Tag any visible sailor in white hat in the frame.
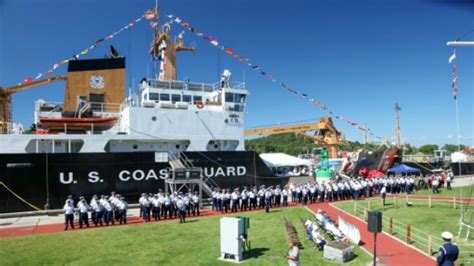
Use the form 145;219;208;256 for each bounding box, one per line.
437;231;459;266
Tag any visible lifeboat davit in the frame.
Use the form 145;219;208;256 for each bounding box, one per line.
39;116;118;131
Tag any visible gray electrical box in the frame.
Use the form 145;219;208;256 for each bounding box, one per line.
220;217;250;262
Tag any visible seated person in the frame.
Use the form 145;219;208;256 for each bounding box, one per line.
311;228;327;250
316;210;329;227
325;221;343;241
304;219;313;240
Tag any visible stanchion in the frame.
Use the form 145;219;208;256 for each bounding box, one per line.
428;234;432;255
354;201;357;213
368;200;371;211
406;224;411;244
453;197;456;210
389;217;393;235
429;196;432;208
364;208;368;221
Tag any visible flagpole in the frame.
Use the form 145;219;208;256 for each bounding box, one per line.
396;106;401;148
446;41;468;204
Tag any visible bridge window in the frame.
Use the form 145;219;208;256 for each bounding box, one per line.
193;95;202;103
229;104;244;112
225;92;234;103
160;94;170;102
171;94;181;103
149;93;159;101
235;94;246;103
182;95;192;103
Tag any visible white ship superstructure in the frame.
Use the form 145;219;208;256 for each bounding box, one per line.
0;78;248;154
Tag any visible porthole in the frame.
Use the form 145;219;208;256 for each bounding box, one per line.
133;144;138;149
152;116;157;121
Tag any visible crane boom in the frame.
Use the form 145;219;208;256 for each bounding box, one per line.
245;117;344;158
0;75;67;94
0;75;67;134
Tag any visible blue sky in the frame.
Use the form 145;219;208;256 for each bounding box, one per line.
1;0;473;147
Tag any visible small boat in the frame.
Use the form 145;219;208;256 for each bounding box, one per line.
39;116;118;131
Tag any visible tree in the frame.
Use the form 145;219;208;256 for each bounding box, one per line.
418;144;439;155
403;143;418;154
442;144;467;153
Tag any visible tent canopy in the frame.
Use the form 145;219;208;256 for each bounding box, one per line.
260;153;313;168
387;164;421;174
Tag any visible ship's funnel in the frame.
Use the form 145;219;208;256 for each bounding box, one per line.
64;58;125;113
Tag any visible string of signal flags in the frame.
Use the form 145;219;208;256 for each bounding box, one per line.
164;13;382;140
18;8;383;140
20;13;148;85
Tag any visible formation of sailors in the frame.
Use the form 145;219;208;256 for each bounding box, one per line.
211;185;289;214
63;192;129;230
288;175;416;204
138;190;200;223
63;175;419;230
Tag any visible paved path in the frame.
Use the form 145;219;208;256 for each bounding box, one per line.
306;203;435;266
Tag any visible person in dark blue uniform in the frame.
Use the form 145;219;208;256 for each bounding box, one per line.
437;231;459;266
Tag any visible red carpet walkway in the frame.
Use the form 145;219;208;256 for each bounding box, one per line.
306;203;435;266
0;208;223;238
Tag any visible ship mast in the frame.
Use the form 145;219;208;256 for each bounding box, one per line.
149;2;195;81
395;106;401;148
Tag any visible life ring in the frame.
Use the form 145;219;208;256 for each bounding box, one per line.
301;167;309;176
351;152;359;162
196;101;204;109
292;167;301;176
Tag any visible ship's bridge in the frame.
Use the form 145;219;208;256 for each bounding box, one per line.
136;79;248;112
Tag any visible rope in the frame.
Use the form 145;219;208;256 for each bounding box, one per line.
0;181;43;211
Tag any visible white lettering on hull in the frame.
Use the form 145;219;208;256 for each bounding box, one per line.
59;166;248;184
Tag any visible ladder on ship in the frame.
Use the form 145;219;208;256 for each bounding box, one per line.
165;152;218;199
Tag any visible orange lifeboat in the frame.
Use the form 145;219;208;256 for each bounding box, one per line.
39;116;118;132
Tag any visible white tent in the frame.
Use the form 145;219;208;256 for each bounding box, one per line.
451;151;468;163
260;153;314;168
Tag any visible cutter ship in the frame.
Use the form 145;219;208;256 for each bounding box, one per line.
0;7;282;213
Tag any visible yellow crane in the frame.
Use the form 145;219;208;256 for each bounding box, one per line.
244;117;344;158
0;75;67;133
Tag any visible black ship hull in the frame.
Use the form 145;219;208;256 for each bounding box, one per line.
0;151;287;213
403;161;474;176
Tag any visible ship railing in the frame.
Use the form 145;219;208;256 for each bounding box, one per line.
212;81;246;91
37;101;121;118
402;155;442;164
147;79;214;92
0;122;24;135
146;79;246;92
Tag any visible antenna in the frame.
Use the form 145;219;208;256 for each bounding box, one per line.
217;48;221;81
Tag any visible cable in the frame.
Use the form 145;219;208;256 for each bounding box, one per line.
0;181;43;211
456;28;474;41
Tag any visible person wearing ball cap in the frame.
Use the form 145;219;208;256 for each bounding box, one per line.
437;231;459;266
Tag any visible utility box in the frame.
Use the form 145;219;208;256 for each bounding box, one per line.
220;217;250;262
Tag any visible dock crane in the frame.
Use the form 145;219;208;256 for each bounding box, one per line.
0;75;67;134
244;117;344;158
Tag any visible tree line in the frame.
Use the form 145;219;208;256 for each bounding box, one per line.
245;133;467;156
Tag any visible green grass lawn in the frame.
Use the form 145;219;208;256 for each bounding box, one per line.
334;197;474;264
414;184;474;198
0;207;371;265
